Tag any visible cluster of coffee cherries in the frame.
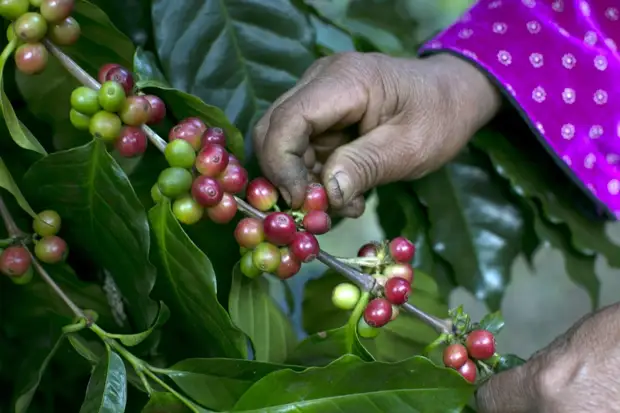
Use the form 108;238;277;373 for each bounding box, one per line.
2;0;81;75
442;329;496;383
68;63;166;157
235;180;331;280
0;209;68;284
331;237;416;338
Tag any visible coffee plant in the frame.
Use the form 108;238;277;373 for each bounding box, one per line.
0;0;616;411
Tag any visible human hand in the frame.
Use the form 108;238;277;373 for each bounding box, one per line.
477;302;620;413
252;52;500;217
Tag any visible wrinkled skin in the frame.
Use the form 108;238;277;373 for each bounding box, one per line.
253;51;620;412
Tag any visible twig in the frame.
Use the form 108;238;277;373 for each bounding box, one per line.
0;196;24;237
44;42;452;335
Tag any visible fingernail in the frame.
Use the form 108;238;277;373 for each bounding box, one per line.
279;187;292;205
327;171;352;207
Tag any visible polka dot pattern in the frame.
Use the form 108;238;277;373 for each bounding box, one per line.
419;0;620;218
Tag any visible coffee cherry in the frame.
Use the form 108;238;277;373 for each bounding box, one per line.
358;242;378;258
40;0;74;23
384;276;411;305
302;183;328;212
234;217;264;249
331;283;360;310
274;247;301;280
205;193;237;224
443;343;469;370
357;317;380;339
0;0;29;20
120;96;151;126
228;154;240;165
202;127;226;147
168;122;201;151
14;12;47;42
246;178;278;211
104;65;134;95
302;210;331;235
89;111;121;142
71;86;100;115
69;109;90;130
144;95;166;124
15;42;47;75
195;143;229;177
216;163;248;194
363;298;392;328
181;117;206;133
263;212;296;246
458;359;477;384
97;63;119;84
11;265;33;285
172;195;203;225
164;139;196;169
115;126;147;158
157;167;193;198
34;235;68;264
383;263;413;284
0;246;31;276
252;242;281;273
389;236;415;263
240;250;261;279
191;175;223;207
33;209;61;236
289;232;319;263
98;81;126;113
150;183;163;203
465;329;496;360
47;16;80;45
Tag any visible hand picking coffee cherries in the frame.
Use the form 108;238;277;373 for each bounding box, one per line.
442;329;497;383
3;0;82;76
0;209;68;285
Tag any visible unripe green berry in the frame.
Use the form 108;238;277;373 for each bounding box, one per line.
172;195;203;225
0;0;29;21
89;111;121;142
331;283;360;310
240;251;261;279
70;86;100;115
252;242;281;273
164;139;196;169
47;16;80;46
150;183;163;203
98;81;126;113
357;317;381;338
32;209;61;236
10;265;33;285
157;167;193;198
69;109;90;130
34;235;68;264
14;12;47;43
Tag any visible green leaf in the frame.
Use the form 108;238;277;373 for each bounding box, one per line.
88;0;153;47
0;156;37;217
15;0;134;151
477;311;505;336
68;334;105;365
473;129;620;269
233;355;474;412
133;47;167;84
148;200;248;359
79;348;127;413
413;148;526;310
287;326;373;367
0;41;46;154
162;358;303;411
108;301;170;347
141;393;191;413
23;139;158;330
228;265;297;363
13;331;64;413
494;354;526;374
150;0;317;137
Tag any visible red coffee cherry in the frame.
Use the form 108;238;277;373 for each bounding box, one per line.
144;95;166;125
383;263;414;284
363;298;392;328
246;177;278;212
205;193;237;224
302;210;331;235
263;212;296;246
168;122;202;151
115;126;147;158
234;217;264;249
302;183;328;212
458;359;477;384
216;163;248;194
104;66;134;95
443;343;469;370
274;247;301;280
191;175;223;207
181;117;207;133
195;143;229;177
0;246;31;277
289;232;319;263
98;63;120;84
388;236;416;263
465;329;496;360
357;242;378;258
202;127;226;147
383;276;411;305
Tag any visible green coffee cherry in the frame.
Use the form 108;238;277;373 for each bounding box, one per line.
357;317;380;339
150;183;163;203
69;109;90;130
14;12;47;43
98;81;126;112
164;139;196;169
89;111;122;142
0;0;30;21
252;242;281;273
172;195;203;225
32;209;62;237
157;167;193;198
331;283;361;310
10;265;33;285
240;251;261;279
70;86;100;115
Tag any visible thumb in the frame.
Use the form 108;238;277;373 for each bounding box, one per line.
321;124;406;209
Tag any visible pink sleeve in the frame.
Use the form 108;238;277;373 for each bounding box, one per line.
419;0;620;218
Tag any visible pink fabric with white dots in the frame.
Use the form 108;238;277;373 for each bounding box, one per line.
419;0;620;218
